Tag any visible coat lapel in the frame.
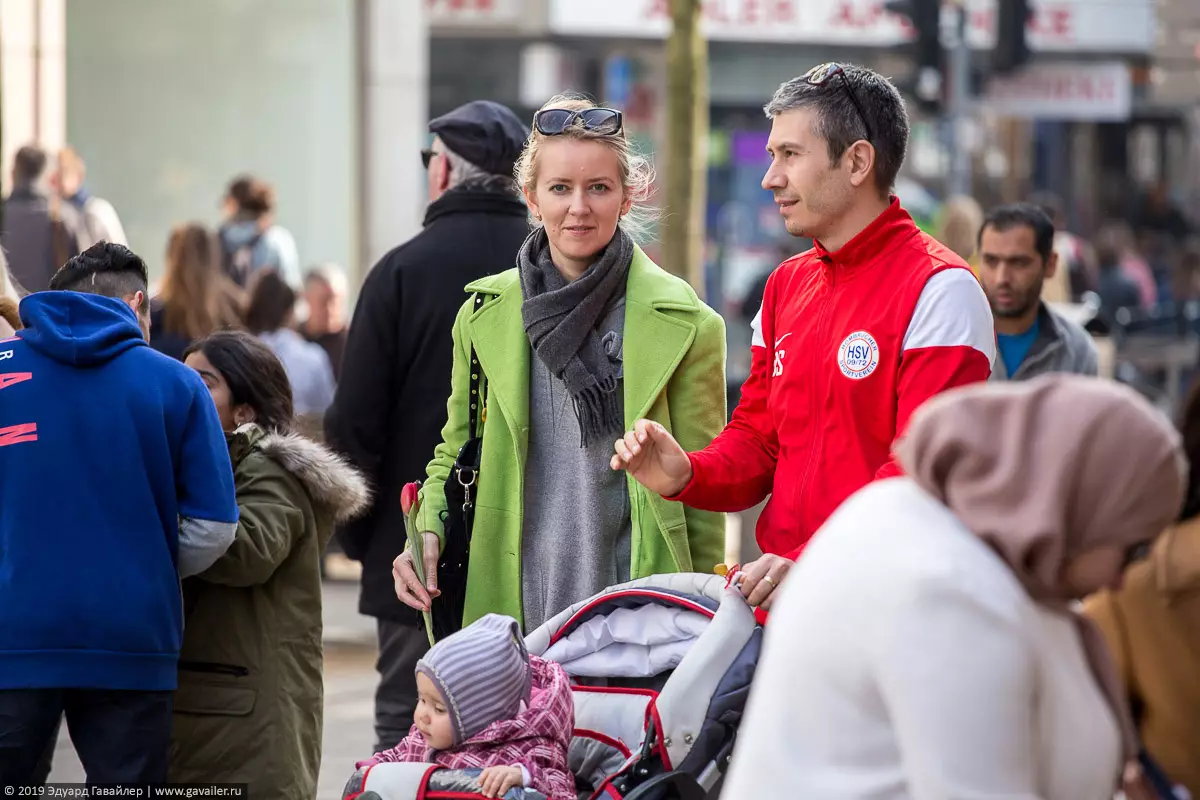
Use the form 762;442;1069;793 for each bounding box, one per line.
465;275;530;461
623;247;699;424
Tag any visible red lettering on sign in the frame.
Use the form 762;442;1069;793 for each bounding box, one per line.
1041;7;1071;38
644;0;796;25
0;372;32;391
832;0;888;29
971;4;1073;39
0;423;36;448
643;0;670;19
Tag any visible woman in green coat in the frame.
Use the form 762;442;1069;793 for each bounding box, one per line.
393;96;727;634
173;331;369;797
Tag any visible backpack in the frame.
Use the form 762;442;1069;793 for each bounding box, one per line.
219;225;264;288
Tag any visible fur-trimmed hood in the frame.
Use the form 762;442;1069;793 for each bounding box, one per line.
230;424;371;524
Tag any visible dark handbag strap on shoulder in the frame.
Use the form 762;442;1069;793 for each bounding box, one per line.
454;291;488;519
467;292;486;441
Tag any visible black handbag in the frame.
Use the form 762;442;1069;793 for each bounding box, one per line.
433;293;487;641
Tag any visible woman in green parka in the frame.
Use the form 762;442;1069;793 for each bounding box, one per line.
172;330;369;796
392;95;728;635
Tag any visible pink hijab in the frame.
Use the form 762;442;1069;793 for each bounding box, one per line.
895;375;1186;769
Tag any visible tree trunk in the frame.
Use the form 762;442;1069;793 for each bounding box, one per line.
661;0;708;299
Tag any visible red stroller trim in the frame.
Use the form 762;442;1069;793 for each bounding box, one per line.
549;590;716;646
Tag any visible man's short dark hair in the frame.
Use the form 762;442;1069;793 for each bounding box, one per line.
978;203;1056;264
13;146;49;184
764;64;909;195
49;242;149;299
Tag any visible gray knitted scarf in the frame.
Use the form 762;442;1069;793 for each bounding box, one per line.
519;227;633;447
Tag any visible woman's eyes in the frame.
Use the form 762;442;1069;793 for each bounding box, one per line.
547;183;610;193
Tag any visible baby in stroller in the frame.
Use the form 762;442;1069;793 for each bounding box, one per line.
356;614;576;800
344;574;761;800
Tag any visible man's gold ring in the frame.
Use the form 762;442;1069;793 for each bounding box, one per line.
762;575;777;588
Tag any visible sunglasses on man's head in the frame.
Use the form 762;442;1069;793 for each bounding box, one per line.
803;62;873;144
534;107;623;137
421;148;437;169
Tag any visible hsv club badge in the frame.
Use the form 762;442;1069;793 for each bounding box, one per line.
837;330;879;380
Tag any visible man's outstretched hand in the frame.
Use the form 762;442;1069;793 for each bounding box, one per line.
611;419;693;498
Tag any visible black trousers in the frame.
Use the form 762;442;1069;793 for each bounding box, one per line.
0;688;173;785
373;619;429;754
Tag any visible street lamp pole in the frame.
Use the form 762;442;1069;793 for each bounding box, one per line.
947;0;973;198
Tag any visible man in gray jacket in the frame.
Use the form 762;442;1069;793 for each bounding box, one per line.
977;203;1099;381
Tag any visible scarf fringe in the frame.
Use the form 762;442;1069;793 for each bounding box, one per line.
573;376;623;449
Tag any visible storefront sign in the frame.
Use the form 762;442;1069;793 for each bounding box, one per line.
428;0;522;26
547;0;1154;53
982;62;1132;121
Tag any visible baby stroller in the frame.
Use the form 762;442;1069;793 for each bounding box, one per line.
342;573;762;800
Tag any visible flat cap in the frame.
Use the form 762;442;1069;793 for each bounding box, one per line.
429;100;528;179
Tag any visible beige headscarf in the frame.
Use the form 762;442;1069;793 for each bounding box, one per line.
895;375;1186;775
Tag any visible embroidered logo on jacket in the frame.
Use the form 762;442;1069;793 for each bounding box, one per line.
772;333;792;377
837;331;879;380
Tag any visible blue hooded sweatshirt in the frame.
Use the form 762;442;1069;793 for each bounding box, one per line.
0;292;238;690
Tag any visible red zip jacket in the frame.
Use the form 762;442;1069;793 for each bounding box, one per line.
674;199;994;559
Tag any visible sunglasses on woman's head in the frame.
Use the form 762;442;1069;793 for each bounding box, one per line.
803;62;873;144
534;107;623;137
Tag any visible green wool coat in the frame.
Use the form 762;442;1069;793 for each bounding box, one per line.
169;425;369;798
415;246;728;629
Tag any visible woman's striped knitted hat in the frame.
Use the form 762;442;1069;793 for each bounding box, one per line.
415;614;533;745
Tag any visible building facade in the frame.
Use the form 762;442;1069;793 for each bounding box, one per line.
2;0;429;289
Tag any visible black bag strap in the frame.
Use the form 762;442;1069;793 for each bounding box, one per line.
467;292;487;439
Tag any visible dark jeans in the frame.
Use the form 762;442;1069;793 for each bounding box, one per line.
0;688;173;785
374;619;429;754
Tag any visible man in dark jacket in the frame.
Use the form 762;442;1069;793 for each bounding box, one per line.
324;100;530;752
1;146;88;292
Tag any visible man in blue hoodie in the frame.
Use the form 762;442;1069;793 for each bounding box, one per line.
0;243;239;784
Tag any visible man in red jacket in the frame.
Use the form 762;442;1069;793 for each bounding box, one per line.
613;63;995;608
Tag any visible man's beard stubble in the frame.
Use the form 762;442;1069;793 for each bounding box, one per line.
987;284;1042;319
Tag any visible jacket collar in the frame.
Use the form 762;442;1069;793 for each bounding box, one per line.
423;187;528;228
463;244;700;457
812;197;918;279
998;303;1063;380
226;423;267;466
